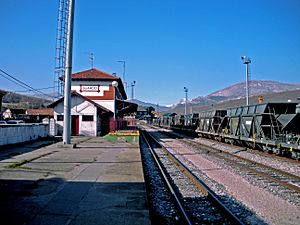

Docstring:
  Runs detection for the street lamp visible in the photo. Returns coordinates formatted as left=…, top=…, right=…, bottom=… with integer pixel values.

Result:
left=184, top=87, right=188, bottom=125
left=131, top=80, right=136, bottom=100
left=117, top=60, right=126, bottom=92
left=112, top=81, right=118, bottom=121
left=241, top=56, right=251, bottom=105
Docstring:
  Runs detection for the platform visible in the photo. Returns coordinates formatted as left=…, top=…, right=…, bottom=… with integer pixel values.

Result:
left=0, top=135, right=150, bottom=225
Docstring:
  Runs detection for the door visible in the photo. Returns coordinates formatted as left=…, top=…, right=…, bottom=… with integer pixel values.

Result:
left=71, top=115, right=79, bottom=135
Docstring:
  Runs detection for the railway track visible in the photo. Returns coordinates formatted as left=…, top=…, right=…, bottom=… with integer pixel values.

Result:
left=140, top=128, right=245, bottom=225
left=151, top=126, right=300, bottom=204
left=168, top=131, right=300, bottom=190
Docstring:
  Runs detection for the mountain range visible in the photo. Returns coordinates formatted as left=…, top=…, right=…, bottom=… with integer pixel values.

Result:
left=137, top=80, right=300, bottom=114
left=128, top=99, right=169, bottom=112
left=2, top=80, right=300, bottom=113
left=191, top=80, right=300, bottom=105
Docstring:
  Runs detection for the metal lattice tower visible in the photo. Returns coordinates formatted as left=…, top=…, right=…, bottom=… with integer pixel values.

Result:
left=54, top=0, right=70, bottom=98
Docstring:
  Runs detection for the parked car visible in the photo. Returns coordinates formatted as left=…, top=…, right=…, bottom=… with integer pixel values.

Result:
left=6, top=120, right=25, bottom=124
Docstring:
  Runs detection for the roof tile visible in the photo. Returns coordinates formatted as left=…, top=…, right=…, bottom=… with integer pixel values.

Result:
left=72, top=69, right=118, bottom=80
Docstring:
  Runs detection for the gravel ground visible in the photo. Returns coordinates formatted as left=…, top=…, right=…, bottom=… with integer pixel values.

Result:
left=189, top=137, right=300, bottom=207
left=140, top=135, right=180, bottom=225
left=153, top=146, right=228, bottom=224
left=192, top=137, right=300, bottom=178
left=195, top=149, right=300, bottom=207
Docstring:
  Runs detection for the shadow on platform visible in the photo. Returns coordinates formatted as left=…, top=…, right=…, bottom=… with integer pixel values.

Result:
left=0, top=178, right=149, bottom=225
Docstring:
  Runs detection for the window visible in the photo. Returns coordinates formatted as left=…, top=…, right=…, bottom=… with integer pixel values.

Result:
left=57, top=115, right=64, bottom=121
left=82, top=115, right=94, bottom=121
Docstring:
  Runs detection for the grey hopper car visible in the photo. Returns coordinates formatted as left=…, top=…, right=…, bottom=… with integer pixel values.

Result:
left=207, top=102, right=300, bottom=159
left=154, top=102, right=300, bottom=160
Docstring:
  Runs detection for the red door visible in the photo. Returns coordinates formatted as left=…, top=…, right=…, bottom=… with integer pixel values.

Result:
left=71, top=115, right=79, bottom=135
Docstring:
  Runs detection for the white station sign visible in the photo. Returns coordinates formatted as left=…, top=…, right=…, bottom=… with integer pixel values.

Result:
left=80, top=85, right=100, bottom=92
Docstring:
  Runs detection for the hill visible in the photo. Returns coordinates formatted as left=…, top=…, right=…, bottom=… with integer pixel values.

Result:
left=2, top=92, right=52, bottom=109
left=209, top=80, right=300, bottom=97
left=128, top=99, right=170, bottom=112
left=169, top=89, right=300, bottom=115
left=2, top=80, right=300, bottom=114
left=191, top=80, right=300, bottom=105
left=167, top=80, right=300, bottom=114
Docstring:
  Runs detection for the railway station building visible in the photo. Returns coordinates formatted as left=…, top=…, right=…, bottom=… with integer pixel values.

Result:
left=48, top=68, right=137, bottom=136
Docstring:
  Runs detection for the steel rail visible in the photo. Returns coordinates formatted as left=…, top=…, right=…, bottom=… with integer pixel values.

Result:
left=156, top=127, right=300, bottom=194
left=142, top=128, right=245, bottom=225
left=174, top=134, right=300, bottom=193
left=140, top=130, right=192, bottom=225
left=214, top=153, right=300, bottom=193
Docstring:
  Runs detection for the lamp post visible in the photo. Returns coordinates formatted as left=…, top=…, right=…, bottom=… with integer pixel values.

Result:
left=112, top=81, right=118, bottom=121
left=131, top=80, right=136, bottom=100
left=241, top=56, right=251, bottom=106
left=184, top=87, right=188, bottom=125
left=117, top=60, right=126, bottom=92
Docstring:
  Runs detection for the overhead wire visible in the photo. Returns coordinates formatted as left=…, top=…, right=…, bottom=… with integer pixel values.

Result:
left=13, top=86, right=55, bottom=93
left=0, top=68, right=58, bottom=99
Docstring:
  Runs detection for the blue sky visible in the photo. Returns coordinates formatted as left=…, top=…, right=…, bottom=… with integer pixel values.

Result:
left=0, top=0, right=300, bottom=105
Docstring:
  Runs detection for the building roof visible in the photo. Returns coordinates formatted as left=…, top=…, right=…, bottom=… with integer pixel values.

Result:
left=47, top=91, right=112, bottom=115
left=116, top=100, right=138, bottom=115
left=26, top=109, right=54, bottom=116
left=137, top=105, right=147, bottom=112
left=4, top=108, right=27, bottom=114
left=72, top=68, right=117, bottom=80
left=60, top=68, right=127, bottom=100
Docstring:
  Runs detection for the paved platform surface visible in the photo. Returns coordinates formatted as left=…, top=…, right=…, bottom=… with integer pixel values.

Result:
left=0, top=136, right=150, bottom=225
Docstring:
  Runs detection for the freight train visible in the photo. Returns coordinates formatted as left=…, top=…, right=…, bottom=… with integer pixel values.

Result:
left=153, top=102, right=300, bottom=160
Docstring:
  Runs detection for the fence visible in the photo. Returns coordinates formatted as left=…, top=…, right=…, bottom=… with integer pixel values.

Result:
left=0, top=124, right=49, bottom=146
left=109, top=118, right=139, bottom=133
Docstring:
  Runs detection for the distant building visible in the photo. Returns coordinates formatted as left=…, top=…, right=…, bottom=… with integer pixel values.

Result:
left=2, top=108, right=27, bottom=120
left=26, top=109, right=54, bottom=122
left=0, top=90, right=7, bottom=119
left=48, top=68, right=137, bottom=136
left=135, top=105, right=148, bottom=119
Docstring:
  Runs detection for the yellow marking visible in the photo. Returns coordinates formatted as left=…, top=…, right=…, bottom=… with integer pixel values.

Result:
left=253, top=133, right=256, bottom=149
left=109, top=131, right=140, bottom=136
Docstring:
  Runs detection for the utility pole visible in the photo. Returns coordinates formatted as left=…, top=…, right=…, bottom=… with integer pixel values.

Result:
left=63, top=0, right=75, bottom=144
left=241, top=56, right=251, bottom=106
left=89, top=53, right=94, bottom=69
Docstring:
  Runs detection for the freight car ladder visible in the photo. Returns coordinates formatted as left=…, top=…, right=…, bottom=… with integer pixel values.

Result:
left=269, top=106, right=283, bottom=141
